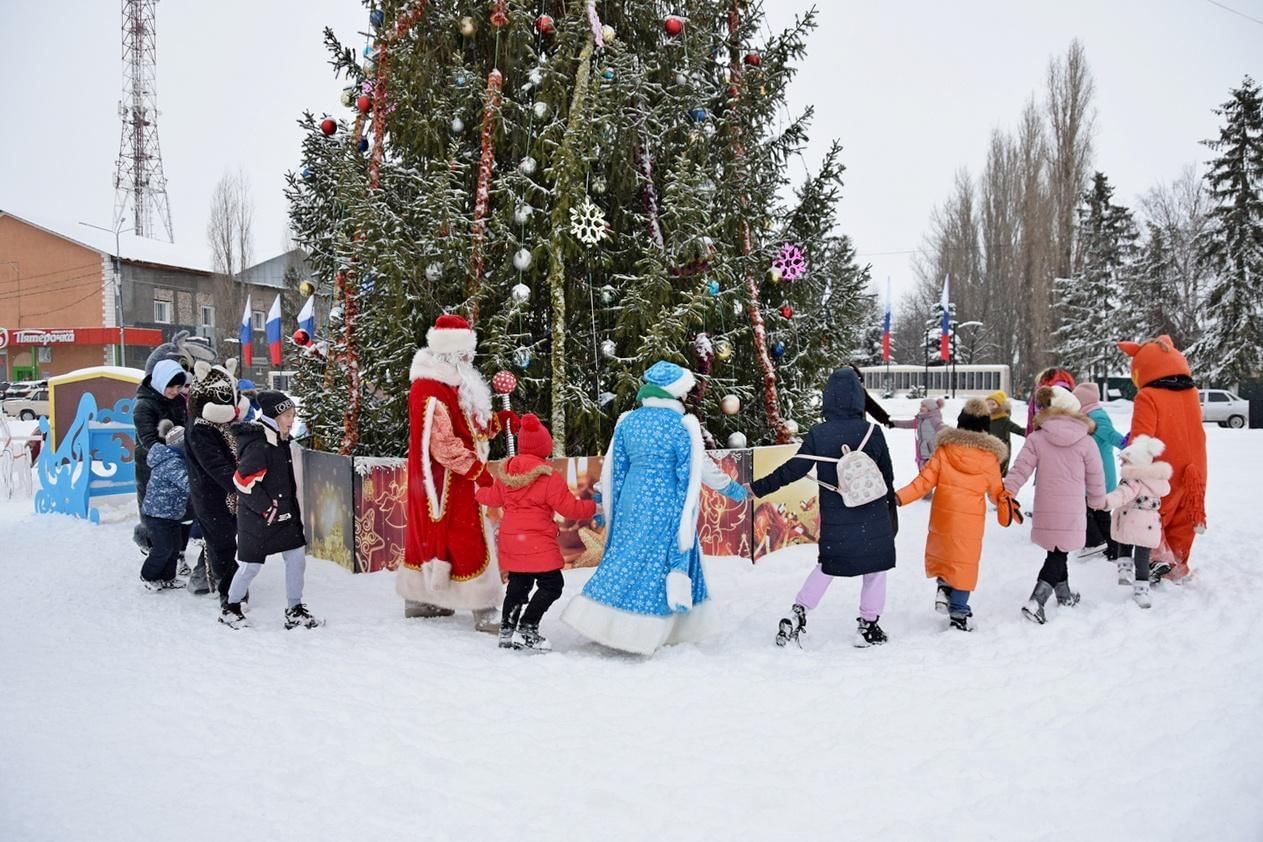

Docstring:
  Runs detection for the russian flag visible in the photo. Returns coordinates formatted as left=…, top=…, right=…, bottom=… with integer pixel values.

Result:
left=881, top=279, right=893, bottom=362
left=266, top=294, right=283, bottom=366
left=239, top=294, right=253, bottom=368
left=939, top=275, right=951, bottom=362
left=297, top=294, right=316, bottom=337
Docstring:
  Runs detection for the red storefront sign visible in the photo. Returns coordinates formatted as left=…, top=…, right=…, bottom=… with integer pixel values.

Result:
left=0, top=327, right=165, bottom=348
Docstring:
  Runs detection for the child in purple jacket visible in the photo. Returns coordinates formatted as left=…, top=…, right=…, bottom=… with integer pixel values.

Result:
left=1004, top=386, right=1107, bottom=624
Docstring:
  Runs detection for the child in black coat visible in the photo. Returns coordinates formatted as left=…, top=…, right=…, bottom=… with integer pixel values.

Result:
left=220, top=391, right=322, bottom=630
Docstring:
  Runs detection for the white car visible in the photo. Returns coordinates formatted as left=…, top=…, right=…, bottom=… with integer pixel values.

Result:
left=1, top=388, right=50, bottom=421
left=1199, top=389, right=1250, bottom=428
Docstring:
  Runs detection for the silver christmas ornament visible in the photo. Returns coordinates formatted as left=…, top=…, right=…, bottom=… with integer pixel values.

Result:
left=513, top=347, right=533, bottom=369
left=519, top=156, right=538, bottom=175
left=513, top=248, right=533, bottom=271
left=514, top=204, right=533, bottom=225
left=528, top=68, right=543, bottom=86
left=425, top=262, right=443, bottom=282
left=726, top=432, right=748, bottom=449
left=784, top=419, right=800, bottom=435
left=675, top=72, right=687, bottom=86
left=600, top=285, right=616, bottom=304
left=532, top=101, right=549, bottom=119
left=451, top=116, right=465, bottom=133
left=510, top=282, right=531, bottom=304
left=720, top=394, right=741, bottom=415
left=600, top=339, right=617, bottom=359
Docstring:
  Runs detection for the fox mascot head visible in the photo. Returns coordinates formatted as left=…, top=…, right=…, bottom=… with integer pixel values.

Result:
left=1117, top=335, right=1191, bottom=389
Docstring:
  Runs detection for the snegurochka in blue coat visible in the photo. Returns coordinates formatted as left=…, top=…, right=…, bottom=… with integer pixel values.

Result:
left=562, top=361, right=747, bottom=655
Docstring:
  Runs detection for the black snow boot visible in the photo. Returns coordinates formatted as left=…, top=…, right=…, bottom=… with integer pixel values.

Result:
left=1054, top=581, right=1081, bottom=607
left=854, top=617, right=888, bottom=648
left=513, top=623, right=551, bottom=652
left=499, top=604, right=523, bottom=649
left=775, top=603, right=808, bottom=647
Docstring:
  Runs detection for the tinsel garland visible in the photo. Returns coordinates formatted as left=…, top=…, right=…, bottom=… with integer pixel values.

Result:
left=468, top=68, right=504, bottom=325
left=727, top=1, right=790, bottom=444
left=368, top=1, right=429, bottom=190
left=544, top=36, right=597, bottom=456
left=636, top=142, right=667, bottom=251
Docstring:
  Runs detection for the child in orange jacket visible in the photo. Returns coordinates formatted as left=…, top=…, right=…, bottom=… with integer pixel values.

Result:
left=475, top=414, right=597, bottom=651
left=895, top=399, right=1014, bottom=631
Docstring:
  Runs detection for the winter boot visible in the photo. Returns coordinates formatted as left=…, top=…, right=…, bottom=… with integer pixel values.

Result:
left=132, top=523, right=151, bottom=556
left=187, top=543, right=210, bottom=594
left=854, top=617, right=888, bottom=648
left=176, top=552, right=191, bottom=578
left=775, top=603, right=807, bottom=647
left=935, top=581, right=951, bottom=615
left=499, top=604, right=523, bottom=650
left=404, top=600, right=455, bottom=619
left=949, top=614, right=974, bottom=632
left=1117, top=557, right=1135, bottom=586
left=1132, top=580, right=1152, bottom=609
left=284, top=603, right=324, bottom=629
left=513, top=623, right=552, bottom=652
left=472, top=607, right=500, bottom=634
left=1054, top=581, right=1081, bottom=608
left=218, top=602, right=250, bottom=629
left=142, top=577, right=186, bottom=593
left=1022, top=581, right=1054, bottom=625
left=1149, top=559, right=1173, bottom=584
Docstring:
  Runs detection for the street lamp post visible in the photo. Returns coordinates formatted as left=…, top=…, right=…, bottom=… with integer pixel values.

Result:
left=79, top=221, right=125, bottom=367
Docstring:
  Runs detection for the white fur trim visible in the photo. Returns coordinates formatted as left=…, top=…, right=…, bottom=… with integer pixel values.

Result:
left=599, top=412, right=631, bottom=536
left=666, top=570, right=693, bottom=611
left=1121, top=434, right=1165, bottom=466
left=424, top=559, right=452, bottom=591
left=421, top=397, right=444, bottom=521
left=202, top=403, right=237, bottom=424
left=1049, top=385, right=1080, bottom=413
left=678, top=415, right=705, bottom=553
left=410, top=349, right=461, bottom=385
left=662, top=368, right=696, bottom=398
left=641, top=397, right=686, bottom=413
left=394, top=565, right=501, bottom=611
left=561, top=594, right=717, bottom=655
left=426, top=325, right=477, bottom=356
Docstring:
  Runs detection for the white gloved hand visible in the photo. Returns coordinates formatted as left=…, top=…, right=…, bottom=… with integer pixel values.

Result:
left=666, top=570, right=693, bottom=612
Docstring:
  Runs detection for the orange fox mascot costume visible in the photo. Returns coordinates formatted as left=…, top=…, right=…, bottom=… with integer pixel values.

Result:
left=1118, top=336, right=1207, bottom=579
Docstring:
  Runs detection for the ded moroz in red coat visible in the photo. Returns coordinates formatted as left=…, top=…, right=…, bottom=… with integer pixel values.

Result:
left=476, top=455, right=597, bottom=573
left=398, top=343, right=502, bottom=611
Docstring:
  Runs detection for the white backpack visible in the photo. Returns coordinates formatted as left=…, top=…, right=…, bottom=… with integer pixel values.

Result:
left=794, top=424, right=887, bottom=507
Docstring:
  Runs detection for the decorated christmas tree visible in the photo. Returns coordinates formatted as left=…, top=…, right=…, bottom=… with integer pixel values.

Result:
left=286, top=0, right=870, bottom=456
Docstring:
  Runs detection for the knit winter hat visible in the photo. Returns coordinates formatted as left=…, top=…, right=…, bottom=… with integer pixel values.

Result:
left=641, top=360, right=696, bottom=400
left=516, top=413, right=554, bottom=458
left=237, top=378, right=258, bottom=395
left=1120, top=434, right=1165, bottom=465
left=426, top=313, right=477, bottom=357
left=919, top=396, right=945, bottom=413
left=151, top=359, right=187, bottom=392
left=256, top=390, right=295, bottom=420
left=1072, top=382, right=1101, bottom=409
left=957, top=398, right=991, bottom=433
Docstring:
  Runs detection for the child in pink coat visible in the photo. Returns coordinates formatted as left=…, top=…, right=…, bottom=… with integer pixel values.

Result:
left=1004, top=385, right=1107, bottom=624
left=1099, top=435, right=1171, bottom=609
left=891, top=397, right=945, bottom=472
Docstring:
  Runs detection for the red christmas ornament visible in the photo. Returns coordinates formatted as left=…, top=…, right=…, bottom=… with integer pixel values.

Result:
left=780, top=305, right=794, bottom=319
left=492, top=370, right=518, bottom=395
left=664, top=15, right=685, bottom=36
left=535, top=14, right=555, bottom=34
left=356, top=95, right=371, bottom=114
left=490, top=0, right=508, bottom=28
left=743, top=51, right=762, bottom=67
left=292, top=328, right=311, bottom=346
left=319, top=118, right=337, bottom=136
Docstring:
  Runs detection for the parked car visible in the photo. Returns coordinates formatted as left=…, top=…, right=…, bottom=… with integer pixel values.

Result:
left=1199, top=389, right=1250, bottom=428
left=1, top=388, right=49, bottom=421
left=4, top=380, right=46, bottom=400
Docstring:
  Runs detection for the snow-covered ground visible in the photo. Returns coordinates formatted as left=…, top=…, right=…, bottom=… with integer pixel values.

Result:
left=2, top=399, right=1262, bottom=841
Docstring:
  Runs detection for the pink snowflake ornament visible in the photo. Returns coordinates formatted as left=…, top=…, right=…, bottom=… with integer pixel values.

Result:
left=771, top=243, right=806, bottom=282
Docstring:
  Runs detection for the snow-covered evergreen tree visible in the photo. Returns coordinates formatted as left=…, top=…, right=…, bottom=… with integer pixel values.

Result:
left=1054, top=171, right=1137, bottom=381
left=284, top=1, right=869, bottom=456
left=1122, top=223, right=1182, bottom=342
left=1192, top=76, right=1263, bottom=386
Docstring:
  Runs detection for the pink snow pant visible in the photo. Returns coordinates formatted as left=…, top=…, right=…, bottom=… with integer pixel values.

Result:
left=795, top=564, right=887, bottom=622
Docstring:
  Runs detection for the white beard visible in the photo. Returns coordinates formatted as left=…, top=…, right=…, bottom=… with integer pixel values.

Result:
left=410, top=348, right=492, bottom=427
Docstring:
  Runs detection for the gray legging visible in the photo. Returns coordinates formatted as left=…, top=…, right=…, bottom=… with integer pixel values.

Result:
left=227, top=547, right=306, bottom=608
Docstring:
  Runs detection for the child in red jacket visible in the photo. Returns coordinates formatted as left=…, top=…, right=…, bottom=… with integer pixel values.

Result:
left=476, top=414, right=597, bottom=651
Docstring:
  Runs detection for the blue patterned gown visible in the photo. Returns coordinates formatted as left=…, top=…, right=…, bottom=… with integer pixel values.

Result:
left=562, top=399, right=733, bottom=654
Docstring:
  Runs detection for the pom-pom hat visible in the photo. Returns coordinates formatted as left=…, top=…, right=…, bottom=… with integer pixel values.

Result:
left=516, top=413, right=554, bottom=458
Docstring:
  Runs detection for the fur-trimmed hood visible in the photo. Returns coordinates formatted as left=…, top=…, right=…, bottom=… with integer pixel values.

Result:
left=1120, top=460, right=1173, bottom=482
left=936, top=426, right=1008, bottom=464
left=1032, top=406, right=1096, bottom=432
left=492, top=455, right=554, bottom=488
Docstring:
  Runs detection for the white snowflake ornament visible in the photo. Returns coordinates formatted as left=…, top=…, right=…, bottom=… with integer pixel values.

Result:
left=569, top=196, right=610, bottom=247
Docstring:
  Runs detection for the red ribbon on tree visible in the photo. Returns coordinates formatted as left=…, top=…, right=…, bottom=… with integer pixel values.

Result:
left=468, top=68, right=504, bottom=325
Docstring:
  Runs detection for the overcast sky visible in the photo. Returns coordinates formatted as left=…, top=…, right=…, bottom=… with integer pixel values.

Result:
left=1, top=0, right=1259, bottom=306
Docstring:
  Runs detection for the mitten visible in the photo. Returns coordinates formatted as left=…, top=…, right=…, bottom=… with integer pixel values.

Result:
left=719, top=480, right=747, bottom=503
left=495, top=409, right=521, bottom=436
left=666, top=570, right=693, bottom=612
left=474, top=465, right=495, bottom=488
